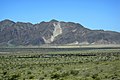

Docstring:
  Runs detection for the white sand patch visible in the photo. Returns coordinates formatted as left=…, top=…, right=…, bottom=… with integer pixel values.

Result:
left=79, top=41, right=89, bottom=45
left=72, top=29, right=77, bottom=32
left=42, top=37, right=51, bottom=43
left=67, top=41, right=79, bottom=45
left=51, top=22, right=62, bottom=42
left=43, top=22, right=62, bottom=43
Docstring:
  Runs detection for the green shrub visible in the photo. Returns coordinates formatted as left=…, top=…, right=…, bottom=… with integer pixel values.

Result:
left=70, top=70, right=79, bottom=76
left=29, top=75, right=34, bottom=79
left=92, top=74, right=98, bottom=79
left=27, top=71, right=32, bottom=74
left=9, top=74, right=20, bottom=80
left=3, top=71, right=7, bottom=75
left=51, top=73, right=61, bottom=79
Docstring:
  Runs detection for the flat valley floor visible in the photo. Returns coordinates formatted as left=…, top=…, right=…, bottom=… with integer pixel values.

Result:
left=0, top=47, right=120, bottom=80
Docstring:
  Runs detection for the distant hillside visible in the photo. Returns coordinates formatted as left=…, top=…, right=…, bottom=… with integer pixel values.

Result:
left=0, top=19, right=120, bottom=46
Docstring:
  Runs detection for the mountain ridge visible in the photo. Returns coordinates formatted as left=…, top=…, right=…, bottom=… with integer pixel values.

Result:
left=0, top=19, right=120, bottom=46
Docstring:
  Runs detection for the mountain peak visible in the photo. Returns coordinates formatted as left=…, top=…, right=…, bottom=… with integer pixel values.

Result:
left=1, top=19, right=15, bottom=24
left=50, top=19, right=59, bottom=22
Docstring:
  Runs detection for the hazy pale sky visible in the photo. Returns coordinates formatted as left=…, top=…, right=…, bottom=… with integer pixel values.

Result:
left=0, top=0, right=120, bottom=32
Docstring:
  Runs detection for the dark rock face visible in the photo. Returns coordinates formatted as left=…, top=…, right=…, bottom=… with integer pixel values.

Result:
left=0, top=20, right=45, bottom=46
left=0, top=19, right=120, bottom=46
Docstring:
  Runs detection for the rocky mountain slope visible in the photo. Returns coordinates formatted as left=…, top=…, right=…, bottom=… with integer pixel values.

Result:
left=0, top=19, right=120, bottom=46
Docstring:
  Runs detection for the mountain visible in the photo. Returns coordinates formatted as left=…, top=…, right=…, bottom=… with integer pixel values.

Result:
left=0, top=19, right=120, bottom=46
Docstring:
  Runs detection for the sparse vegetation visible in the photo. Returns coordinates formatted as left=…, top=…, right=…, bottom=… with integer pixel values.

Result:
left=0, top=47, right=120, bottom=80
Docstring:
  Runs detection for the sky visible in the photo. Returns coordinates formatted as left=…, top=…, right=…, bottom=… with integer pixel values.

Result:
left=0, top=0, right=120, bottom=32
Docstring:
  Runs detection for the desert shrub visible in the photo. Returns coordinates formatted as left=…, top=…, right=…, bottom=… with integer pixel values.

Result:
left=55, top=66, right=62, bottom=71
left=29, top=75, right=34, bottom=79
left=84, top=72, right=90, bottom=77
left=39, top=77, right=44, bottom=80
left=70, top=70, right=79, bottom=76
left=61, top=71, right=70, bottom=77
left=92, top=73, right=101, bottom=80
left=95, top=77, right=101, bottom=80
left=51, top=73, right=61, bottom=79
left=92, top=74, right=98, bottom=79
left=9, top=74, right=20, bottom=80
left=27, top=71, right=32, bottom=74
left=3, top=71, right=7, bottom=75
